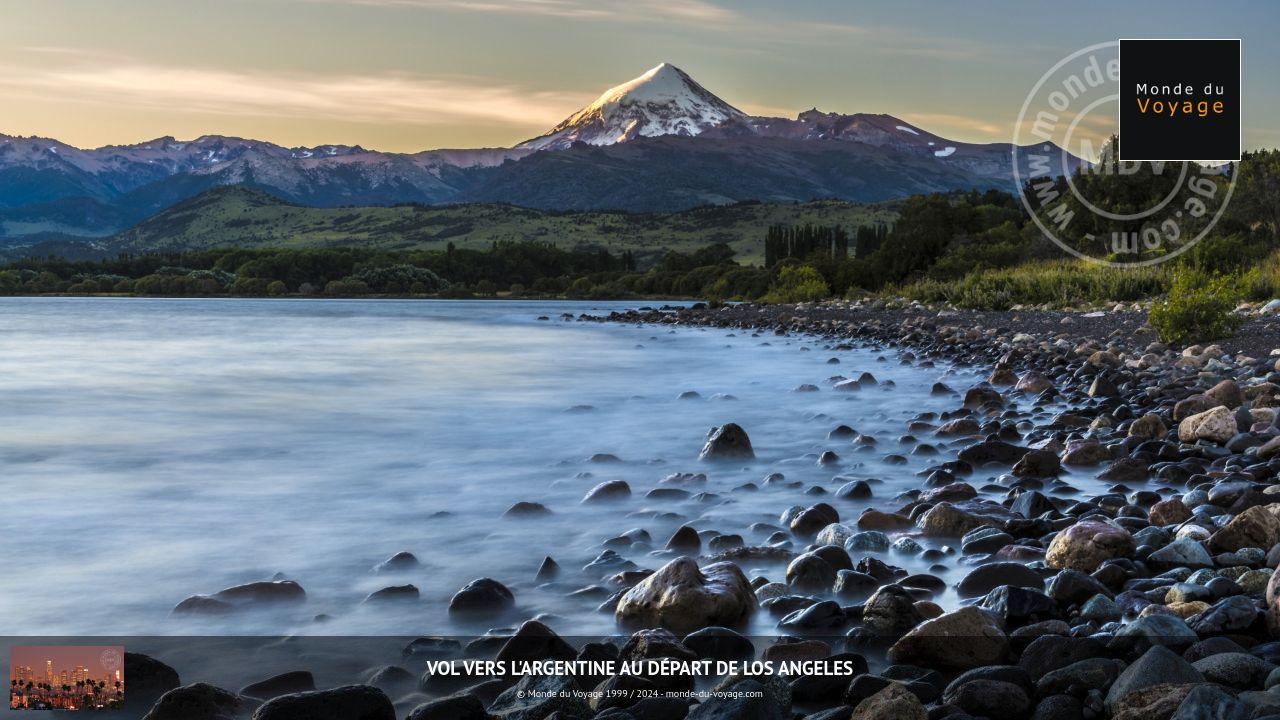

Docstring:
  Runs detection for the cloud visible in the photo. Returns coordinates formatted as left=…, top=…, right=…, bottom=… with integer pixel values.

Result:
left=297, top=0, right=736, bottom=22
left=0, top=62, right=592, bottom=129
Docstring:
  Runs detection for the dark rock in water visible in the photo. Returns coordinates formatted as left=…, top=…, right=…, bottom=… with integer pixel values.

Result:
left=887, top=606, right=1010, bottom=671
left=786, top=553, right=837, bottom=592
left=790, top=503, right=840, bottom=536
left=1012, top=450, right=1061, bottom=478
left=1011, top=489, right=1055, bottom=518
left=363, top=585, right=418, bottom=603
left=373, top=551, right=419, bottom=573
left=240, top=671, right=316, bottom=701
left=143, top=683, right=244, bottom=720
left=829, top=425, right=858, bottom=439
left=174, top=580, right=306, bottom=615
left=1099, top=457, right=1150, bottom=483
left=836, top=480, right=872, bottom=499
left=683, top=626, right=754, bottom=661
left=535, top=556, right=560, bottom=581
left=942, top=665, right=1032, bottom=697
left=943, top=679, right=1030, bottom=720
left=957, top=562, right=1044, bottom=598
left=1089, top=374, right=1119, bottom=398
left=833, top=570, right=879, bottom=600
left=1105, top=646, right=1204, bottom=711
left=1017, top=635, right=1106, bottom=678
left=778, top=600, right=846, bottom=632
left=1111, top=613, right=1198, bottom=652
left=1045, top=520, right=1135, bottom=572
left=1189, top=595, right=1261, bottom=634
left=496, top=620, right=578, bottom=665
left=252, top=685, right=395, bottom=720
left=615, top=557, right=755, bottom=633
left=1191, top=652, right=1273, bottom=688
left=964, top=385, right=1005, bottom=408
left=447, top=578, right=514, bottom=616
left=700, top=423, right=754, bottom=460
left=958, top=439, right=1027, bottom=465
left=1168, top=683, right=1250, bottom=720
left=861, top=585, right=925, bottom=637
left=406, top=695, right=487, bottom=720
left=979, top=585, right=1060, bottom=625
left=489, top=675, right=589, bottom=720
left=504, top=501, right=552, bottom=517
left=1034, top=657, right=1122, bottom=697
left=666, top=525, right=701, bottom=553
left=589, top=453, right=623, bottom=463
left=583, top=480, right=632, bottom=503
left=125, top=652, right=181, bottom=712
left=364, top=666, right=415, bottom=696
left=1030, top=694, right=1085, bottom=720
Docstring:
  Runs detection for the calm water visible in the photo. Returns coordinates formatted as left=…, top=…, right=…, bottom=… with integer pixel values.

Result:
left=0, top=298, right=996, bottom=638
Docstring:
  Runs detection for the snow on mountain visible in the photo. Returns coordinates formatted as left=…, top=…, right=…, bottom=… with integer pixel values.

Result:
left=517, top=63, right=746, bottom=151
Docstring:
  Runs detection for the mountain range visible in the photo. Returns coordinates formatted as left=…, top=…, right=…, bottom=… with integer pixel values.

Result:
left=0, top=63, right=1079, bottom=251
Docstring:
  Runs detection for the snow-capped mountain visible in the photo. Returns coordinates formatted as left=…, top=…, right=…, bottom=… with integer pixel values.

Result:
left=0, top=62, right=1082, bottom=244
left=517, top=63, right=746, bottom=151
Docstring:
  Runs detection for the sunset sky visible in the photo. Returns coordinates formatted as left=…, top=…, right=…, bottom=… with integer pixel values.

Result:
left=2, top=0, right=1277, bottom=152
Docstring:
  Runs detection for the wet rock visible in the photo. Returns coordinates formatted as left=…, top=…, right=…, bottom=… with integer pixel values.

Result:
left=856, top=510, right=913, bottom=531
left=496, top=620, right=577, bottom=665
left=957, top=439, right=1026, bottom=465
left=862, top=585, right=925, bottom=637
left=175, top=580, right=305, bottom=614
left=1016, top=372, right=1054, bottom=394
left=666, top=525, right=701, bottom=553
left=1128, top=413, right=1168, bottom=440
left=1169, top=684, right=1250, bottom=720
left=1148, top=538, right=1215, bottom=570
left=406, top=695, right=487, bottom=720
left=1189, top=595, right=1262, bottom=634
left=373, top=551, right=419, bottom=573
left=125, top=653, right=181, bottom=712
left=1207, top=505, right=1280, bottom=553
left=1149, top=498, right=1192, bottom=526
left=845, top=531, right=891, bottom=552
left=683, top=626, right=754, bottom=661
left=1035, top=658, right=1122, bottom=697
left=785, top=553, right=837, bottom=592
left=1046, top=568, right=1113, bottom=606
left=849, top=682, right=926, bottom=720
left=615, top=557, right=755, bottom=633
left=363, top=584, right=418, bottom=603
left=1013, top=450, right=1061, bottom=477
left=240, top=671, right=316, bottom=701
left=583, top=480, right=631, bottom=503
left=979, top=585, right=1059, bottom=625
left=834, top=570, right=879, bottom=600
left=535, top=556, right=560, bottom=581
left=251, top=685, right=394, bottom=720
left=700, top=424, right=754, bottom=460
left=964, top=385, right=1005, bottom=409
left=505, top=501, right=552, bottom=517
left=143, top=683, right=245, bottom=720
left=779, top=600, right=846, bottom=632
left=916, top=502, right=988, bottom=537
left=1177, top=406, right=1237, bottom=444
left=791, top=503, right=840, bottom=536
left=943, top=679, right=1029, bottom=720
left=1104, top=646, right=1204, bottom=711
left=887, top=606, right=1009, bottom=671
left=1017, top=635, right=1106, bottom=678
left=447, top=578, right=514, bottom=616
left=489, top=675, right=589, bottom=720
left=1191, top=652, right=1273, bottom=688
left=956, top=562, right=1043, bottom=598
left=1061, top=439, right=1111, bottom=465
left=1046, top=521, right=1135, bottom=572
left=1206, top=379, right=1244, bottom=408
left=815, top=523, right=855, bottom=547
left=1110, top=683, right=1196, bottom=720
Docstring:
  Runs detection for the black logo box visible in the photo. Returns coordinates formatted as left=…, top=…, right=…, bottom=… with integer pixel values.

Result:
left=1119, top=39, right=1241, bottom=162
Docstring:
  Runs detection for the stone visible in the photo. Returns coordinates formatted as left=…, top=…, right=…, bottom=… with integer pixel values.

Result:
left=1129, top=413, right=1168, bottom=440
left=1104, top=646, right=1204, bottom=711
left=957, top=439, right=1025, bottom=464
left=886, top=606, right=1009, bottom=671
left=917, top=502, right=989, bottom=537
left=1016, top=372, right=1054, bottom=394
left=447, top=578, right=514, bottom=616
left=615, top=557, right=755, bottom=633
left=850, top=682, right=926, bottom=720
left=1169, top=684, right=1250, bottom=720
left=791, top=504, right=840, bottom=536
left=373, top=551, right=419, bottom=573
left=496, top=620, right=578, bottom=665
left=683, top=627, right=754, bottom=662
left=785, top=553, right=837, bottom=592
left=1191, top=652, right=1273, bottom=688
left=1207, top=505, right=1280, bottom=553
left=406, top=695, right=487, bottom=720
left=1177, top=406, right=1237, bottom=444
left=815, top=523, right=855, bottom=548
left=943, top=679, right=1029, bottom=720
left=1013, top=450, right=1062, bottom=477
left=861, top=585, right=925, bottom=637
left=143, top=683, right=245, bottom=720
left=489, top=675, right=589, bottom=720
left=1147, top=538, right=1215, bottom=570
left=700, top=424, right=754, bottom=460
left=251, top=685, right=394, bottom=720
left=583, top=480, right=631, bottom=503
left=1061, top=439, right=1111, bottom=465
left=956, top=562, right=1044, bottom=598
left=1206, top=379, right=1244, bottom=409
left=692, top=676, right=788, bottom=720
left=1035, top=658, right=1122, bottom=698
left=124, top=653, right=181, bottom=713
left=1046, top=521, right=1135, bottom=572
left=240, top=672, right=316, bottom=700
left=1149, top=498, right=1192, bottom=526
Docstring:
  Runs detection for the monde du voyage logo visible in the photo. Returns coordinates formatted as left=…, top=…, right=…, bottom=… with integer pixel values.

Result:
left=1013, top=39, right=1241, bottom=267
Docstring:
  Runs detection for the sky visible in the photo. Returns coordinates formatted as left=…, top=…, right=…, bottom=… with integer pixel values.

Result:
left=1, top=0, right=1277, bottom=153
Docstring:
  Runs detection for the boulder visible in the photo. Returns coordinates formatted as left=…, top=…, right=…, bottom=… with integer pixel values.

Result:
left=615, top=557, right=755, bottom=633
left=886, top=606, right=1009, bottom=671
left=1207, top=505, right=1280, bottom=553
left=488, top=675, right=589, bottom=720
left=850, top=682, right=926, bottom=720
left=1104, top=646, right=1204, bottom=711
left=1177, top=406, right=1237, bottom=444
left=862, top=585, right=925, bottom=637
left=1045, top=521, right=1135, bottom=572
left=251, top=685, right=394, bottom=720
left=1128, top=413, right=1168, bottom=440
left=700, top=424, right=754, bottom=460
left=956, top=563, right=1044, bottom=598
left=447, top=578, right=514, bottom=616
left=583, top=480, right=631, bottom=503
left=143, top=683, right=245, bottom=720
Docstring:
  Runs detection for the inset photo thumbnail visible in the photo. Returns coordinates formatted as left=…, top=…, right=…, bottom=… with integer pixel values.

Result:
left=9, top=646, right=123, bottom=711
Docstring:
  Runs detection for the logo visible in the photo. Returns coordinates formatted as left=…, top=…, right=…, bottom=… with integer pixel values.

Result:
left=98, top=648, right=121, bottom=672
left=1012, top=41, right=1237, bottom=267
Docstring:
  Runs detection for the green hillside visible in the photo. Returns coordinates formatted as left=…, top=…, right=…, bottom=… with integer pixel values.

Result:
left=107, top=186, right=896, bottom=265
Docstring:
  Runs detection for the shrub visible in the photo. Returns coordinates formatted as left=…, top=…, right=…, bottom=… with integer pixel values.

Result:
left=352, top=264, right=447, bottom=293
left=267, top=280, right=288, bottom=296
left=763, top=265, right=831, bottom=304
left=323, top=278, right=370, bottom=296
left=1147, top=266, right=1243, bottom=345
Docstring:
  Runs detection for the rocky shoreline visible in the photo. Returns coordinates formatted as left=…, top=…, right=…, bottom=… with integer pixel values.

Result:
left=123, top=299, right=1280, bottom=720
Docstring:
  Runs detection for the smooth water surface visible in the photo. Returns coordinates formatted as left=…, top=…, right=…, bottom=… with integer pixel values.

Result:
left=0, top=298, right=995, bottom=637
